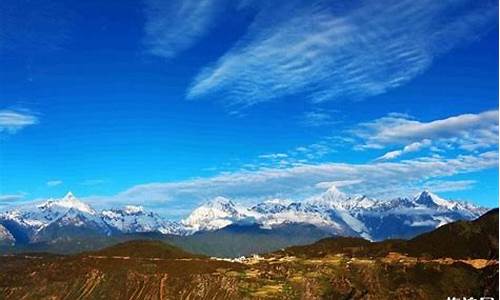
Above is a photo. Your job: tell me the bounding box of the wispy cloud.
[376,140,432,161]
[186,0,497,107]
[315,180,363,189]
[0,109,38,134]
[354,110,499,157]
[46,180,63,187]
[0,194,26,203]
[87,150,497,215]
[421,180,477,193]
[143,0,227,58]
[300,109,339,127]
[244,110,499,168]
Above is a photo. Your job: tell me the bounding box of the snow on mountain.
[0,189,489,244]
[348,190,488,240]
[412,190,479,213]
[39,192,95,214]
[247,200,354,236]
[0,224,15,244]
[304,188,376,239]
[0,192,177,242]
[182,187,487,241]
[182,197,257,232]
[251,199,292,214]
[0,192,99,237]
[32,207,113,242]
[307,186,348,210]
[101,205,184,235]
[10,193,113,242]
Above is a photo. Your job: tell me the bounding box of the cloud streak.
[0,194,25,203]
[377,140,432,161]
[86,150,497,216]
[186,0,497,107]
[0,109,38,134]
[143,0,227,58]
[354,110,499,155]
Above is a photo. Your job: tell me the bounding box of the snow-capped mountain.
[0,192,185,243]
[0,192,106,242]
[304,189,487,240]
[182,188,487,241]
[38,192,95,214]
[0,189,489,246]
[101,205,185,235]
[250,200,357,236]
[0,192,114,243]
[182,197,257,232]
[307,186,379,211]
[181,197,351,235]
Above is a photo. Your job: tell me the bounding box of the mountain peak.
[414,190,455,209]
[308,185,350,209]
[55,192,95,214]
[182,196,248,231]
[123,205,145,215]
[325,185,346,197]
[63,191,76,201]
[207,196,234,206]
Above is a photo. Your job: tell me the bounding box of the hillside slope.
[280,208,499,259]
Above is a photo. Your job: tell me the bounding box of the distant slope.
[1,223,333,258]
[90,240,203,259]
[280,208,499,259]
[167,223,333,257]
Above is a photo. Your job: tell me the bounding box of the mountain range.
[0,209,497,299]
[0,188,488,252]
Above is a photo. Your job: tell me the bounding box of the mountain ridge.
[0,189,488,250]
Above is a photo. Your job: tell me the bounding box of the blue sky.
[0,0,498,217]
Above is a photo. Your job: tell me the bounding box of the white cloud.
[421,180,477,193]
[377,139,432,161]
[315,180,363,189]
[0,194,25,202]
[187,0,497,107]
[355,110,499,153]
[47,180,63,187]
[0,110,38,134]
[87,150,497,214]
